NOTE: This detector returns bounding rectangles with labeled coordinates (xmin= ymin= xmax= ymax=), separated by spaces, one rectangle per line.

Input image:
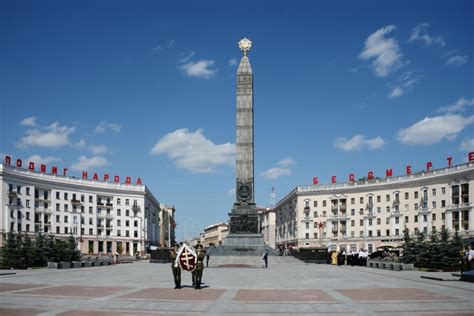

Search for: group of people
xmin=170 ymin=243 xmax=206 ymax=290
xmin=330 ymin=249 xmax=369 ymax=266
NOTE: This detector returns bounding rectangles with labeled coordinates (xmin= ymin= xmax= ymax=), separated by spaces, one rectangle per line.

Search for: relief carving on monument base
xmin=229 ymin=214 xmax=259 ymax=234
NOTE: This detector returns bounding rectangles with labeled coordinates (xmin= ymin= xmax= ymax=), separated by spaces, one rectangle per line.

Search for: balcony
xmin=7 ymin=191 xmax=18 ymax=198
xmin=392 ymin=199 xmax=400 ymax=207
xmin=446 ymin=202 xmax=471 ymax=211
xmin=71 ymin=199 xmax=82 ymax=206
xmin=106 ymin=213 xmax=114 ymax=219
xmin=331 ymin=205 xmax=338 ymax=211
xmin=340 ymin=204 xmax=347 ymax=211
xmin=420 ymin=197 xmax=428 ymax=205
xmin=366 ymin=202 xmax=373 ymax=209
xmin=364 ymin=212 xmax=376 ymax=219
xmin=132 ymin=205 xmax=141 ymax=212
xmin=390 ymin=211 xmax=403 ymax=217
xmin=340 ymin=227 xmax=347 ymax=233
xmin=8 ymin=202 xmax=23 ymax=209
xmin=97 ymin=213 xmax=106 ymax=218
xmin=331 ymin=227 xmax=338 ymax=233
xmin=301 ymin=217 xmax=313 ymax=223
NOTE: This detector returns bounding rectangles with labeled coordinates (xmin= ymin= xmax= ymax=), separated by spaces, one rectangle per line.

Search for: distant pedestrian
xmin=170 ymin=244 xmax=181 ymax=289
xmin=206 ymin=249 xmax=210 ymax=267
xmin=262 ymin=249 xmax=269 ymax=268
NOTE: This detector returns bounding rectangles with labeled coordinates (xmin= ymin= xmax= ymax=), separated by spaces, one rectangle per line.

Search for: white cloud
xmin=152 ymin=40 xmax=175 ymax=52
xmin=89 ymin=145 xmax=109 ymax=155
xmin=260 ymin=167 xmax=292 ymax=180
xmin=437 ymin=97 xmax=474 ymax=113
xmin=447 ymin=55 xmax=468 ymax=66
xmin=359 ymin=25 xmax=402 ymax=77
xmin=397 ymin=114 xmax=474 ymax=145
xmin=179 ymin=60 xmax=218 ymax=79
xmin=228 ymin=58 xmax=238 ymax=66
xmin=277 ymin=158 xmax=295 ymax=167
xmin=227 ymin=188 xmax=235 ymax=196
xmin=71 ymin=156 xmax=108 ymax=171
xmin=17 ymin=122 xmax=75 ymax=149
xmin=150 ymin=128 xmax=235 ymax=173
xmin=460 ymin=138 xmax=474 ymax=152
xmin=334 ymin=135 xmax=386 ymax=151
xmin=178 ymin=51 xmax=195 ymax=63
xmin=95 ymin=122 xmax=121 ymax=134
xmin=76 ymin=139 xmax=87 ymax=148
xmin=409 ymin=23 xmax=445 ymax=47
xmin=19 ymin=117 xmax=37 ymax=127
xmin=388 ymin=86 xmax=404 ymax=98
xmin=26 ymin=155 xmax=60 ymax=165
xmin=260 ymin=158 xmax=296 ymax=180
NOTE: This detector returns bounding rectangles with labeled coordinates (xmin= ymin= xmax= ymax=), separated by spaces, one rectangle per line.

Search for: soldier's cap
xmin=196 ymin=244 xmax=203 ymax=249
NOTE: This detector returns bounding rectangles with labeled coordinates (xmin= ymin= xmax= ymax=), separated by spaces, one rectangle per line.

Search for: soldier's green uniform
xmin=194 ymin=244 xmax=205 ymax=289
xmin=170 ymin=244 xmax=181 ymax=289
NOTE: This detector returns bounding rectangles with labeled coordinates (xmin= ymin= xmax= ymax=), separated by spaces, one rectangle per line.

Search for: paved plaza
xmin=0 ymin=256 xmax=473 ymax=315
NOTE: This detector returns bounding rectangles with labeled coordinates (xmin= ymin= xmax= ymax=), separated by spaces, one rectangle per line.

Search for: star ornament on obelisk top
xmin=238 ymin=37 xmax=252 ymax=56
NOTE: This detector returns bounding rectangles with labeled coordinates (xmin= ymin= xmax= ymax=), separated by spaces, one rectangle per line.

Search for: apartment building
xmin=274 ymin=161 xmax=474 ymax=253
xmin=1 ymin=160 xmax=161 ymax=256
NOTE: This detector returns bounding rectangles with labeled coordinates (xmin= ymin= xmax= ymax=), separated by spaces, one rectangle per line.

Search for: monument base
xmin=210 ymin=233 xmax=268 ymax=256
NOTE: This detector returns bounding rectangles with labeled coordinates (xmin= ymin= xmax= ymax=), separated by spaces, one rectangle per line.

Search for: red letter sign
xmin=426 ymin=161 xmax=432 ymax=172
xmin=331 ymin=176 xmax=336 ymax=184
xmin=104 ymin=174 xmax=109 ymax=182
xmin=406 ymin=165 xmax=412 ymax=175
xmin=136 ymin=178 xmax=142 ymax=185
xmin=368 ymin=171 xmax=374 ymax=180
xmin=51 ymin=166 xmax=58 ymax=175
xmin=447 ymin=157 xmax=453 ymax=167
xmin=125 ymin=176 xmax=131 ymax=184
xmin=16 ymin=159 xmax=22 ymax=168
xmin=28 ymin=162 xmax=35 ymax=171
xmin=349 ymin=174 xmax=355 ymax=182
xmin=82 ymin=171 xmax=88 ymax=180
xmin=385 ymin=169 xmax=393 ymax=177
xmin=114 ymin=175 xmax=120 ymax=183
xmin=313 ymin=177 xmax=319 ymax=185
xmin=469 ymin=152 xmax=474 ymax=161
xmin=4 ymin=155 xmax=11 ymax=165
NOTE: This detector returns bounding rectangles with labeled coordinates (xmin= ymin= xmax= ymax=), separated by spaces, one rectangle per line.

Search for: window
xmin=56 ymin=215 xmax=60 ymax=223
xmin=432 ymin=188 xmax=436 ymax=196
xmin=415 ymin=203 xmax=419 ymax=210
xmin=414 ymin=191 xmax=419 ymax=199
xmin=26 ymin=200 xmax=30 ymax=207
xmin=56 ymin=227 xmax=60 ymax=234
xmin=117 ymin=198 xmax=121 ymax=205
xmin=134 ymin=220 xmax=138 ymax=227
xmin=26 ymin=212 xmax=30 ymax=220
xmin=313 ymin=222 xmax=318 ymax=228
xmin=313 ymin=201 xmax=317 ymax=207
xmin=305 ymin=222 xmax=309 ymax=229
xmin=313 ymin=211 xmax=318 ymax=217
xmin=64 ymin=227 xmax=68 ymax=234
xmin=64 ymin=192 xmax=68 ymax=200
xmin=89 ymin=207 xmax=93 ymax=214
xmin=359 ymin=219 xmax=363 ymax=226
xmin=432 ymin=213 xmax=436 ymax=221
xmin=117 ymin=230 xmax=121 ymax=236
xmin=89 ymin=228 xmax=93 ymax=235
xmin=386 ymin=229 xmax=390 ymax=236
xmin=351 ymin=209 xmax=355 ymax=216
xmin=323 ymin=200 xmax=327 ymax=207
xmin=117 ymin=209 xmax=121 ymax=216
xmin=442 ymin=187 xmax=446 ymax=194
xmin=118 ymin=220 xmax=121 ymax=226
xmin=360 ymin=197 xmax=364 ymax=204
xmin=377 ymin=207 xmax=381 ymax=213
xmin=26 ymin=187 xmax=30 ymax=195
xmin=386 ymin=206 xmax=390 ymax=213
xmin=386 ymin=218 xmax=390 ymax=224
xmin=305 ymin=200 xmax=309 ymax=207
xmin=64 ymin=215 xmax=68 ymax=223
xmin=351 ymin=220 xmax=355 ymax=227
xmin=442 ymin=212 xmax=445 ymax=220
xmin=395 ymin=217 xmax=399 ymax=224
xmin=414 ymin=215 xmax=418 ymax=223
xmin=359 ymin=231 xmax=363 ymax=237
xmin=56 ymin=203 xmax=60 ymax=211
xmin=441 ymin=200 xmax=446 ymax=207
xmin=377 ymin=195 xmax=381 ymax=203
xmin=89 ymin=218 xmax=93 ymax=225
xmin=72 ymin=193 xmax=77 ymax=201
xmin=125 ymin=199 xmax=130 ymax=206
xmin=314 ymin=232 xmax=318 ymax=239
xmin=81 ymin=195 xmax=85 ymax=202
xmin=126 ymin=230 xmax=130 ymax=237
xmin=126 ymin=209 xmax=129 ymax=216
xmin=405 ymin=192 xmax=409 ymax=200
xmin=126 ymin=220 xmax=129 ymax=227
xmin=81 ymin=206 xmax=84 ymax=213
xmin=377 ymin=218 xmax=381 ymax=225
xmin=386 ymin=195 xmax=390 ymax=202
xmin=423 ymin=215 xmax=427 ymax=222
xmin=56 ymin=192 xmax=60 ymax=199
xmin=405 ymin=216 xmax=409 ymax=223
xmin=64 ymin=204 xmax=68 ymax=212
xmin=432 ymin=201 xmax=436 ymax=208
xmin=323 ymin=211 xmax=326 ymax=217
xmin=134 ymin=231 xmax=139 ymax=238
xmin=89 ymin=195 xmax=93 ymax=203
xmin=368 ymin=219 xmax=372 ymax=226
xmin=395 ymin=229 xmax=399 ymax=236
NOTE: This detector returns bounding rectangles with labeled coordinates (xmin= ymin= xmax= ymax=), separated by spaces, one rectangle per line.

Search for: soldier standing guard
xmin=194 ymin=244 xmax=205 ymax=289
xmin=170 ymin=244 xmax=181 ymax=289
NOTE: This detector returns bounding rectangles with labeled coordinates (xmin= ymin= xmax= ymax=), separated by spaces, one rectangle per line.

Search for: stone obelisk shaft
xmin=235 ymin=55 xmax=255 ymax=206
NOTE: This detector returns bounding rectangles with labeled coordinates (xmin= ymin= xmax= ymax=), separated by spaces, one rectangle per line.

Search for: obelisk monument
xmin=217 ymin=38 xmax=265 ymax=255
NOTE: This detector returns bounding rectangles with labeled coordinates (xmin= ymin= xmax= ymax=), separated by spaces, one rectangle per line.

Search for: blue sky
xmin=1 ymin=0 xmax=473 ymax=240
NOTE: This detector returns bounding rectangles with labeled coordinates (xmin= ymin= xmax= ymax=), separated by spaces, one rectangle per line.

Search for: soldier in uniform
xmin=194 ymin=244 xmax=205 ymax=289
xmin=170 ymin=244 xmax=181 ymax=289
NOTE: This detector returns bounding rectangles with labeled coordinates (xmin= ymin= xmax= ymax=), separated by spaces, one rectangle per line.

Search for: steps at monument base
xmin=210 ymin=245 xmax=270 ymax=256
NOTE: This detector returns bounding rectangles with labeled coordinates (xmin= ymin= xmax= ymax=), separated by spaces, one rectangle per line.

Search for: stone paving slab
xmin=0 ymin=307 xmax=46 ymax=316
xmin=119 ymin=288 xmax=226 ymax=301
xmin=233 ymin=289 xmax=337 ymax=302
xmin=0 ymin=283 xmax=46 ymax=293
xmin=336 ymin=288 xmax=456 ymax=302
xmin=18 ymin=285 xmax=130 ymax=298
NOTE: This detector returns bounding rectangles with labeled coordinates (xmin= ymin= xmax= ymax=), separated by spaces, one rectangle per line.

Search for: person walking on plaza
xmin=194 ymin=244 xmax=205 ymax=289
xmin=206 ymin=248 xmax=210 ymax=267
xmin=170 ymin=244 xmax=181 ymax=289
xmin=262 ymin=248 xmax=269 ymax=268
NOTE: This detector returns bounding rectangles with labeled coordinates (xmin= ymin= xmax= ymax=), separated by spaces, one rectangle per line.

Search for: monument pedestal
xmin=211 ymin=233 xmax=266 ymax=256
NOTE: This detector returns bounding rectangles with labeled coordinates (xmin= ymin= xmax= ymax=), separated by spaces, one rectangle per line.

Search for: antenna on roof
xmin=270 ymin=187 xmax=276 ymax=208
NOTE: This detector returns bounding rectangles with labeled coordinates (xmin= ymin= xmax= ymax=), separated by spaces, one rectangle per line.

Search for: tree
xmin=116 ymin=243 xmax=123 ymax=255
xmin=2 ymin=232 xmax=20 ymax=268
xmin=20 ymin=234 xmax=34 ymax=269
xmin=33 ymin=232 xmax=47 ymax=267
xmin=401 ymin=229 xmax=416 ymax=263
xmin=65 ymin=235 xmax=80 ymax=261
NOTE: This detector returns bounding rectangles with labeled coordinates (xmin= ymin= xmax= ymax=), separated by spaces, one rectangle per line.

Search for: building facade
xmin=259 ymin=207 xmax=276 ymax=249
xmin=202 ymin=223 xmax=228 ymax=247
xmin=274 ymin=161 xmax=474 ymax=254
xmin=1 ymin=162 xmax=161 ymax=256
xmin=159 ymin=204 xmax=176 ymax=247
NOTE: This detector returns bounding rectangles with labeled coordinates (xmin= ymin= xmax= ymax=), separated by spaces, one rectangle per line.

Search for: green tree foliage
xmin=401 ymin=228 xmax=465 ymax=271
xmin=1 ymin=232 xmax=82 ymax=268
